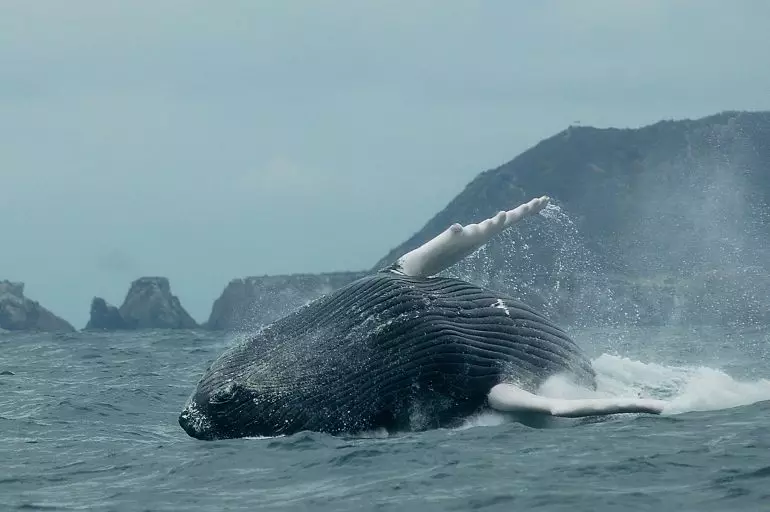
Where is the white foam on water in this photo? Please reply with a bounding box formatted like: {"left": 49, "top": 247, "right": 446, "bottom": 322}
{"left": 457, "top": 410, "right": 509, "bottom": 430}
{"left": 532, "top": 354, "right": 770, "bottom": 416}
{"left": 458, "top": 353, "right": 770, "bottom": 431}
{"left": 589, "top": 353, "right": 770, "bottom": 415}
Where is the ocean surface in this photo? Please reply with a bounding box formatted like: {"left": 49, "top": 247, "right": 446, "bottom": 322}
{"left": 2, "top": 325, "right": 770, "bottom": 511}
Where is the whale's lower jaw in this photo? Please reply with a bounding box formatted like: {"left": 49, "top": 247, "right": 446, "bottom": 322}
{"left": 178, "top": 389, "right": 480, "bottom": 440}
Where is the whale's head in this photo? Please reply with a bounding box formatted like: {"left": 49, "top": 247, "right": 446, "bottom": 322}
{"left": 178, "top": 337, "right": 299, "bottom": 440}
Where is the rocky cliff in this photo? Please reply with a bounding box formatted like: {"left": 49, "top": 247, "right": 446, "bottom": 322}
{"left": 0, "top": 280, "right": 75, "bottom": 332}
{"left": 86, "top": 277, "right": 198, "bottom": 330}
{"left": 206, "top": 271, "right": 369, "bottom": 331}
{"left": 375, "top": 110, "right": 770, "bottom": 327}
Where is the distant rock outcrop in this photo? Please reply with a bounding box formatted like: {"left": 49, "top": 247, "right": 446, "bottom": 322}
{"left": 85, "top": 297, "right": 130, "bottom": 330}
{"left": 0, "top": 280, "right": 75, "bottom": 332}
{"left": 374, "top": 110, "right": 770, "bottom": 327}
{"left": 117, "top": 277, "right": 198, "bottom": 329}
{"left": 86, "top": 277, "right": 198, "bottom": 330}
{"left": 206, "top": 271, "right": 368, "bottom": 331}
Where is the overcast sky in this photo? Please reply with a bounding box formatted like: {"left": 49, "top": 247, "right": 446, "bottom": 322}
{"left": 2, "top": 0, "right": 769, "bottom": 328}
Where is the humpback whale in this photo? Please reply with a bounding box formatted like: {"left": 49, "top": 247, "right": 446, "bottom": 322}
{"left": 180, "top": 196, "right": 665, "bottom": 440}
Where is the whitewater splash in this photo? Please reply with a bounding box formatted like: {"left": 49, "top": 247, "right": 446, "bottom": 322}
{"left": 460, "top": 354, "right": 770, "bottom": 430}
{"left": 538, "top": 201, "right": 572, "bottom": 224}
{"left": 591, "top": 353, "right": 770, "bottom": 415}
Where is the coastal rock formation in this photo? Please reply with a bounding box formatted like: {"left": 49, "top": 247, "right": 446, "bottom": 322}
{"left": 0, "top": 280, "right": 75, "bottom": 332}
{"left": 85, "top": 297, "right": 130, "bottom": 330}
{"left": 375, "top": 110, "right": 770, "bottom": 327}
{"left": 116, "top": 277, "right": 198, "bottom": 329}
{"left": 206, "top": 271, "right": 368, "bottom": 331}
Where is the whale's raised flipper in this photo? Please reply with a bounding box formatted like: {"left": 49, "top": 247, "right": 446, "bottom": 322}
{"left": 487, "top": 383, "right": 666, "bottom": 418}
{"left": 391, "top": 196, "right": 551, "bottom": 278}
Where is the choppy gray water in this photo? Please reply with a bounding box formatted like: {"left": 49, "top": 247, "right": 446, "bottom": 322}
{"left": 2, "top": 326, "right": 770, "bottom": 511}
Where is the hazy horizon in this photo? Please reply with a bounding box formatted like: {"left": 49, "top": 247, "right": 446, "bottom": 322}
{"left": 3, "top": 1, "right": 770, "bottom": 328}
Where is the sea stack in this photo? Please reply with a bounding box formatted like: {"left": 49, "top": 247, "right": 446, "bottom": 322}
{"left": 86, "top": 277, "right": 198, "bottom": 330}
{"left": 84, "top": 297, "right": 130, "bottom": 330}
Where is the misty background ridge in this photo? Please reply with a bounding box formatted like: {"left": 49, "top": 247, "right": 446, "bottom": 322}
{"left": 3, "top": 1, "right": 770, "bottom": 327}
{"left": 5, "top": 110, "right": 770, "bottom": 331}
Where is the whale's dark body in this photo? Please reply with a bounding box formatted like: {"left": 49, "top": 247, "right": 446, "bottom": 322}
{"left": 179, "top": 271, "right": 596, "bottom": 440}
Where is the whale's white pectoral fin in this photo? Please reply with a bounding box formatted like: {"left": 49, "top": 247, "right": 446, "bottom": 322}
{"left": 393, "top": 196, "right": 551, "bottom": 278}
{"left": 487, "top": 383, "right": 666, "bottom": 418}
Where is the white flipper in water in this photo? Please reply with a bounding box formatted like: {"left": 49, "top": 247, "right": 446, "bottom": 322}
{"left": 393, "top": 196, "right": 551, "bottom": 278}
{"left": 488, "top": 383, "right": 666, "bottom": 418}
